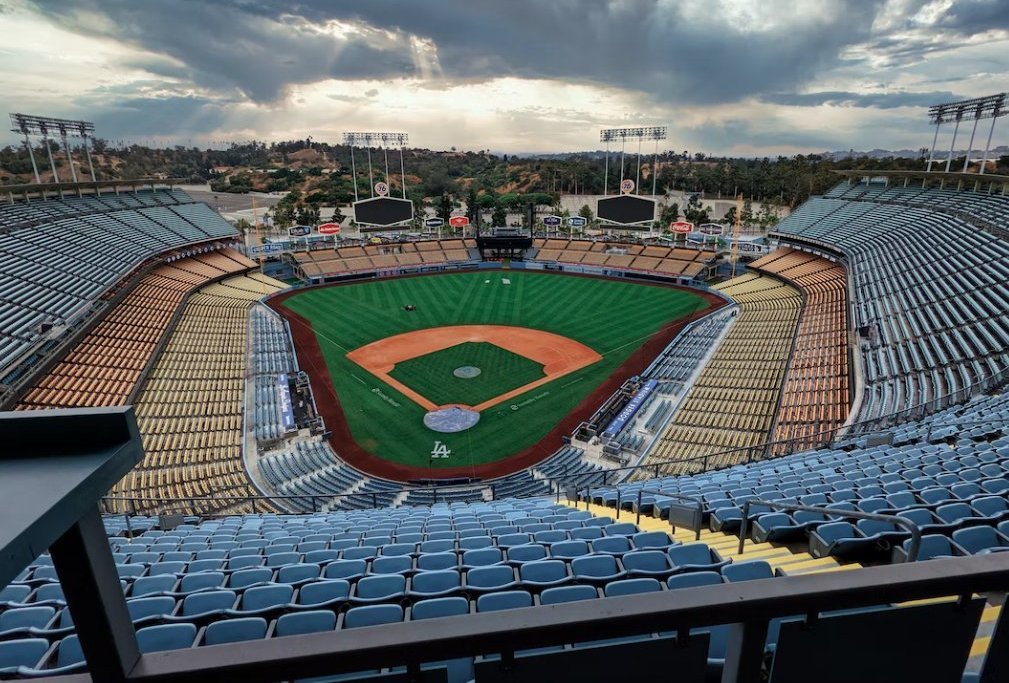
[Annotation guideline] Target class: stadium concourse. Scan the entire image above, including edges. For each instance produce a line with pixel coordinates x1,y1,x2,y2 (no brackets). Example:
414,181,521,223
1,172,1009,681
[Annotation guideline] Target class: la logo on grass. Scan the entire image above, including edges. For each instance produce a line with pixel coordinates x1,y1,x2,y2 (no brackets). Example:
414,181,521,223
431,441,451,459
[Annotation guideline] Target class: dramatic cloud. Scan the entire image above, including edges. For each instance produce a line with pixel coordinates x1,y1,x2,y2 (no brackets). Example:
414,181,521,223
1,0,1007,154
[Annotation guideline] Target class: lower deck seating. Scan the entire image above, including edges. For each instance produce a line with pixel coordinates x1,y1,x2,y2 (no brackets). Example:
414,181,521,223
15,249,254,409
108,273,285,515
640,273,800,475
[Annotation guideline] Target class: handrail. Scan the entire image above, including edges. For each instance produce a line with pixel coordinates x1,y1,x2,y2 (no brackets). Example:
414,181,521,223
63,552,1009,683
636,489,703,540
738,498,922,562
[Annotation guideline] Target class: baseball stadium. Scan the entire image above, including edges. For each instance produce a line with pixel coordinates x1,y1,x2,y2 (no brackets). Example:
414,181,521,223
1,13,1009,680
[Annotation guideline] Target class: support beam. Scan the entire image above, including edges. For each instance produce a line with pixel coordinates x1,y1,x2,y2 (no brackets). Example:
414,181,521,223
945,117,961,173
603,140,610,196
44,136,59,183
49,507,140,682
926,122,941,172
963,117,980,173
83,136,97,182
22,132,40,184
980,117,998,175
61,133,78,183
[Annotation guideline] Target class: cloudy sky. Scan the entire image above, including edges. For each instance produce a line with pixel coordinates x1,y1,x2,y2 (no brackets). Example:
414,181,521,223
1,0,1007,155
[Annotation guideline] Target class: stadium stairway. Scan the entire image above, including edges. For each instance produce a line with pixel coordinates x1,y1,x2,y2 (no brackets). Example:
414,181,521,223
564,499,1001,674
564,500,857,576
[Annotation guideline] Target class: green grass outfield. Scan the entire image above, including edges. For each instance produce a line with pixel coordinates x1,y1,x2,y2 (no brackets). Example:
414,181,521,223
389,341,546,408
280,271,709,469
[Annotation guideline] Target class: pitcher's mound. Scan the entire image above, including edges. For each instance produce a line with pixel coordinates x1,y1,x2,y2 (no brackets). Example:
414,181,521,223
453,365,482,379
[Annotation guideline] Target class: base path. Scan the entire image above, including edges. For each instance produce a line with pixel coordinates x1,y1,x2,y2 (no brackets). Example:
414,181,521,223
268,271,727,481
346,325,601,412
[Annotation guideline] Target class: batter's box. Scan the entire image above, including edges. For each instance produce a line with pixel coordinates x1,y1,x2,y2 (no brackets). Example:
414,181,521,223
346,325,601,413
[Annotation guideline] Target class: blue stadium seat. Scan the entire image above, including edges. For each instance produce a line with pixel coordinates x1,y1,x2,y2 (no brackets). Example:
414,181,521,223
464,566,518,594
136,623,197,653
204,617,268,645
0,637,50,669
274,610,337,637
237,584,294,614
539,585,598,604
181,590,237,618
297,579,351,608
604,578,662,597
952,526,1009,554
571,555,625,586
476,591,533,612
409,570,462,599
519,561,570,591
353,575,407,604
127,596,176,623
343,604,404,629
667,544,729,572
416,553,458,571
0,606,55,634
506,544,548,564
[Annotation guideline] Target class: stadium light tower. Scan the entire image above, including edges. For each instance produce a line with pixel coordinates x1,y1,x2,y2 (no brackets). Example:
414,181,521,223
599,126,667,197
342,132,410,201
925,93,1006,174
9,113,98,184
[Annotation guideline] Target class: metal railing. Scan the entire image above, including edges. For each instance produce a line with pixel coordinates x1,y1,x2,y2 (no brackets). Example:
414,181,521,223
56,552,1009,683
738,499,923,562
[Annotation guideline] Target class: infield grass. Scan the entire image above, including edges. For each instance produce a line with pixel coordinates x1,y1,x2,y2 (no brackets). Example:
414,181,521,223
389,341,546,408
279,270,710,469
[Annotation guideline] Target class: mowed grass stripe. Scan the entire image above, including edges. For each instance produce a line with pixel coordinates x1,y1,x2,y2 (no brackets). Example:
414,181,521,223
281,271,709,468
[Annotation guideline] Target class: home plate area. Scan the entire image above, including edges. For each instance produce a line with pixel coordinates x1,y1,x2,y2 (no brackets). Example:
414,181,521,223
423,405,481,433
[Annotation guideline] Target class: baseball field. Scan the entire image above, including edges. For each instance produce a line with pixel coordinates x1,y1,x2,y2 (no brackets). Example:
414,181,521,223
273,270,717,478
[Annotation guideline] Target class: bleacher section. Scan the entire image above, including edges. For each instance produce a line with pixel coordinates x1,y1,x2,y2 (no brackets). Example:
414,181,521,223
109,274,285,514
638,273,800,475
291,239,477,280
530,239,710,279
750,248,850,450
0,189,237,383
773,182,1009,423
15,249,254,409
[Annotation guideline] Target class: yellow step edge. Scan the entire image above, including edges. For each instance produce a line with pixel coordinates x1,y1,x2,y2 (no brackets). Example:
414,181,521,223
784,563,863,575
970,636,991,658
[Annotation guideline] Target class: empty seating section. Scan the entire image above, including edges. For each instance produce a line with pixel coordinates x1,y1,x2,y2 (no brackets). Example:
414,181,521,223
248,306,298,443
258,441,369,512
249,306,295,377
15,249,254,409
0,189,237,379
826,180,1009,228
750,248,850,450
110,274,285,514
589,389,1009,568
640,274,800,475
3,498,747,679
531,239,708,278
773,182,1009,423
643,311,734,393
292,239,477,279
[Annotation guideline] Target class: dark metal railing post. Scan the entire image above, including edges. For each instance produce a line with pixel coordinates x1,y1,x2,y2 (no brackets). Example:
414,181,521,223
585,487,591,511
372,493,377,509
311,496,317,513
615,489,620,519
636,490,643,525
